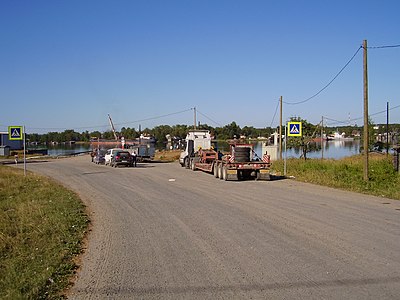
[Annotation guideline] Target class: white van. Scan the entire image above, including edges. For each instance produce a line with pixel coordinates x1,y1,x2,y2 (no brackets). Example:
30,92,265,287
104,148,124,166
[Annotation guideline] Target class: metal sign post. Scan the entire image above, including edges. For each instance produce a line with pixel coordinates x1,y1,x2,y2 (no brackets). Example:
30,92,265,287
284,124,287,176
8,125,26,176
23,126,26,176
285,122,303,177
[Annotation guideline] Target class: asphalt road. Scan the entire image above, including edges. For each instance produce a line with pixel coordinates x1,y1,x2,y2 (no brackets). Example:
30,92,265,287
26,155,400,299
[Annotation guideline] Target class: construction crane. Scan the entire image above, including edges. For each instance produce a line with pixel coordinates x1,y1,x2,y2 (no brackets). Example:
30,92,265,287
108,114,118,141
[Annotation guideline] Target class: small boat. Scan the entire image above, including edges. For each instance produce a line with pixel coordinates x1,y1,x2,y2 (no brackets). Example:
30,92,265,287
327,132,354,141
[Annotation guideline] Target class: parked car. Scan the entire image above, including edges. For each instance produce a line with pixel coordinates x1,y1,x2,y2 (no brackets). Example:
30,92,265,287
105,148,124,166
110,151,133,167
93,150,106,164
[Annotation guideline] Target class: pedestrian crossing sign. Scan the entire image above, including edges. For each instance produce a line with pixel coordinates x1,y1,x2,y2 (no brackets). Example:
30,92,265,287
288,122,302,137
8,126,23,140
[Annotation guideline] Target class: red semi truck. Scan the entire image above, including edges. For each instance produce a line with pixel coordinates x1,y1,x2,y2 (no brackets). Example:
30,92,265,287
180,130,271,181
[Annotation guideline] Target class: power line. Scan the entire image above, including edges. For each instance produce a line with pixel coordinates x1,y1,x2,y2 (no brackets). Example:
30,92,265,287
29,124,110,131
27,108,193,132
367,44,400,49
270,99,280,128
324,104,400,126
284,45,362,105
196,109,223,127
113,108,193,127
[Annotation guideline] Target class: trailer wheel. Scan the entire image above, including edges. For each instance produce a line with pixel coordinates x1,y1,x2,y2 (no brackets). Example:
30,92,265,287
218,163,223,179
190,159,196,171
213,163,219,178
184,157,190,169
222,166,228,181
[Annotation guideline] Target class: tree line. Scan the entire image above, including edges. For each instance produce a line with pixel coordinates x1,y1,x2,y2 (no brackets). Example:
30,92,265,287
27,120,400,148
27,122,275,145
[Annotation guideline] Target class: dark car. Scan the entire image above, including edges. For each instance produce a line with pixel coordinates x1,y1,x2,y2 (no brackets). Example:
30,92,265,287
111,151,132,167
93,150,106,164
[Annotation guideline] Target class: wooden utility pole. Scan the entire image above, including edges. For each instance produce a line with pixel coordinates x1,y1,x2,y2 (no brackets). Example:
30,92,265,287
279,96,283,160
321,116,324,159
386,102,389,156
363,40,369,181
193,106,197,130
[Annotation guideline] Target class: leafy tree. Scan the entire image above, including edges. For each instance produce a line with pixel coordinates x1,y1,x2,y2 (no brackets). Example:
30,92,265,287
286,117,320,160
151,125,172,147
81,131,90,142
120,127,138,140
89,131,102,140
102,131,115,140
27,133,40,143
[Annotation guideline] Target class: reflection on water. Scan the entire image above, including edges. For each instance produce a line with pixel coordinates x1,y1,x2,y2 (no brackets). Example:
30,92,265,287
43,140,361,160
46,144,92,156
292,139,360,159
254,140,360,159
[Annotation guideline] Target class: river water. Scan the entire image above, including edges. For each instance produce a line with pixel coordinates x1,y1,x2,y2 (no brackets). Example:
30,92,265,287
43,140,361,160
255,139,361,159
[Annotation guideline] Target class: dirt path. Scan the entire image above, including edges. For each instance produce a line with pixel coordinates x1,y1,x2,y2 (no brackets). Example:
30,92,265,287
27,155,400,299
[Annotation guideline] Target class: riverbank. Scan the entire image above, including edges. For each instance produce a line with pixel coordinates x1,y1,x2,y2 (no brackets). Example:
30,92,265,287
271,153,400,200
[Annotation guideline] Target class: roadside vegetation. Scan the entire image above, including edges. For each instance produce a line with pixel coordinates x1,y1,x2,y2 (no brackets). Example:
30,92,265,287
271,154,400,200
154,149,181,162
0,166,89,299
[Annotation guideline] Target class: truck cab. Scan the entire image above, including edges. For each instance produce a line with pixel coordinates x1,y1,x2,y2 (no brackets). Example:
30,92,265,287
179,130,212,168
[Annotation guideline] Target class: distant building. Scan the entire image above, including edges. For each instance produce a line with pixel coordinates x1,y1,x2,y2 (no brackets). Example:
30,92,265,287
0,132,23,150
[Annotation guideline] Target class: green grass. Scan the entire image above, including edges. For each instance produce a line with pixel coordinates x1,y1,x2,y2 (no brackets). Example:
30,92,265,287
271,154,400,200
0,165,89,299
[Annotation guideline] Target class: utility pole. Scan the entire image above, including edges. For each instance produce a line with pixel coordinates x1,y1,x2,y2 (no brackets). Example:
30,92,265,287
23,125,26,176
279,96,283,160
193,107,197,130
363,39,369,181
386,101,389,156
321,116,324,159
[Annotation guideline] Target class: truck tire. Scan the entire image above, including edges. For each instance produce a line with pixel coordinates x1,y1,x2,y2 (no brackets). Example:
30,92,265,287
218,163,223,180
213,163,219,178
190,158,196,171
184,157,190,169
222,165,228,181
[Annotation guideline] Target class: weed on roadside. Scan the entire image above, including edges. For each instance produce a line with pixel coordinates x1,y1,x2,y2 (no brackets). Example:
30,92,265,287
0,166,89,299
272,155,400,200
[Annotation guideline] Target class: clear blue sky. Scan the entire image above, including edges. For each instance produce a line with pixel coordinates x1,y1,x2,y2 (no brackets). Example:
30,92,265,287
1,0,399,134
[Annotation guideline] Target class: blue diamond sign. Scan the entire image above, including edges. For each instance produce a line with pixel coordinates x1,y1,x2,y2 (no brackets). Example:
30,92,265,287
8,126,23,140
287,122,302,137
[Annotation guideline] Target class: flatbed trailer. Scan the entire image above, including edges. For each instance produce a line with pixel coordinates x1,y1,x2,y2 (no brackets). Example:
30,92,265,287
188,143,271,181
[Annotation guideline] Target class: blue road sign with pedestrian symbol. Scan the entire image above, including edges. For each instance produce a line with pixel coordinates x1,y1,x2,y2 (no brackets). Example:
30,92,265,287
8,126,23,140
287,122,302,137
